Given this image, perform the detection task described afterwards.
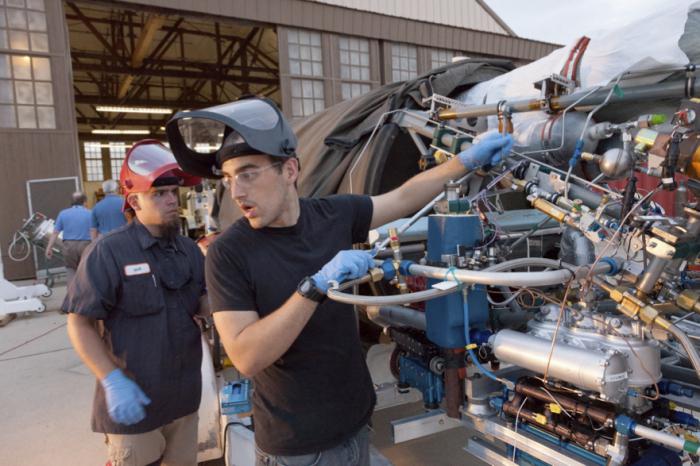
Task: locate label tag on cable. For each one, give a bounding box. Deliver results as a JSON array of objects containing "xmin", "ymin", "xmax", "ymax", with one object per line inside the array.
[{"xmin": 432, "ymin": 281, "xmax": 460, "ymax": 291}]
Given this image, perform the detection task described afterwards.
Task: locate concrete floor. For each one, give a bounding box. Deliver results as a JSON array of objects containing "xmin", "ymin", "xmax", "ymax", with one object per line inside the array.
[
  {"xmin": 0, "ymin": 284, "xmax": 105, "ymax": 466},
  {"xmin": 0, "ymin": 283, "xmax": 485, "ymax": 466}
]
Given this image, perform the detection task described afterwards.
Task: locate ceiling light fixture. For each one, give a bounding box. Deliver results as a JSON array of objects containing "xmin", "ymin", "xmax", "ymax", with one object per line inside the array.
[
  {"xmin": 91, "ymin": 129, "xmax": 150, "ymax": 135},
  {"xmin": 95, "ymin": 106, "xmax": 173, "ymax": 114}
]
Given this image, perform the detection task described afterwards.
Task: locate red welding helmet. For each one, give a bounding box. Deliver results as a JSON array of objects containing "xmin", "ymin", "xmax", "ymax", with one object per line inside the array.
[{"xmin": 120, "ymin": 139, "xmax": 201, "ymax": 210}]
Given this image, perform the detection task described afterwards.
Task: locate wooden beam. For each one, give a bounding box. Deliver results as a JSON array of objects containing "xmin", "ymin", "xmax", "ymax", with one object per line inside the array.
[
  {"xmin": 66, "ymin": 2, "xmax": 124, "ymax": 61},
  {"xmin": 118, "ymin": 14, "xmax": 166, "ymax": 98}
]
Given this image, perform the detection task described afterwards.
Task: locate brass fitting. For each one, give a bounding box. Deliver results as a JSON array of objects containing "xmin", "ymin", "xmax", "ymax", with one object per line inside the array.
[
  {"xmin": 531, "ymin": 198, "xmax": 569, "ymax": 224},
  {"xmin": 368, "ymin": 267, "xmax": 384, "ymax": 283},
  {"xmin": 618, "ymin": 291, "xmax": 646, "ymax": 320},
  {"xmin": 638, "ymin": 305, "xmax": 662, "ymax": 326},
  {"xmin": 677, "ymin": 290, "xmax": 700, "ymax": 314}
]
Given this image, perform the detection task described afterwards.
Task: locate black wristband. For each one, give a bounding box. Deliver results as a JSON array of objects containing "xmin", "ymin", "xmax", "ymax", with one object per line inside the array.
[{"xmin": 297, "ymin": 276, "xmax": 325, "ymax": 303}]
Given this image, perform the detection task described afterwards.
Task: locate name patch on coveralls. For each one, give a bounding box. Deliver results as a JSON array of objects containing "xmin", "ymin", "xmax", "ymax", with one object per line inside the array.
[{"xmin": 124, "ymin": 263, "xmax": 151, "ymax": 276}]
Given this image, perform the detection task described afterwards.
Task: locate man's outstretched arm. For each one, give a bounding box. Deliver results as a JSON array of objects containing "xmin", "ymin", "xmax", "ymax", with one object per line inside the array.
[{"xmin": 370, "ymin": 133, "xmax": 513, "ymax": 229}]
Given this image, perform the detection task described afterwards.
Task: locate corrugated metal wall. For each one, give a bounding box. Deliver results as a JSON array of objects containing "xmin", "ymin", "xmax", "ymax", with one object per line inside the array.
[{"xmin": 305, "ymin": 0, "xmax": 508, "ymax": 34}]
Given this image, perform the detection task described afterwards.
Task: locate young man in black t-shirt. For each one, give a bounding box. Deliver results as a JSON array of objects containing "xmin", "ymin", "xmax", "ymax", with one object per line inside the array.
[{"xmin": 169, "ymin": 97, "xmax": 513, "ymax": 466}]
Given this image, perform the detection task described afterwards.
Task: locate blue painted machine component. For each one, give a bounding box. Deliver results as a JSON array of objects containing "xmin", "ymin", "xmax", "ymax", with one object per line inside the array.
[
  {"xmin": 398, "ymin": 354, "xmax": 444, "ymax": 409},
  {"xmin": 670, "ymin": 410, "xmax": 700, "ymax": 428},
  {"xmin": 425, "ymin": 214, "xmax": 488, "ymax": 348},
  {"xmin": 658, "ymin": 379, "xmax": 695, "ymax": 398},
  {"xmin": 220, "ymin": 379, "xmax": 251, "ymax": 415}
]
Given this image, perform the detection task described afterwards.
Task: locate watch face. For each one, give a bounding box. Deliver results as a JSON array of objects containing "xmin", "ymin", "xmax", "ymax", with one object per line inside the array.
[{"xmin": 300, "ymin": 279, "xmax": 312, "ymax": 294}]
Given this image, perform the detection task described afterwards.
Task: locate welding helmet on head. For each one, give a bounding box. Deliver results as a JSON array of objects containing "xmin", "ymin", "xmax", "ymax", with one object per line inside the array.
[
  {"xmin": 165, "ymin": 97, "xmax": 297, "ymax": 178},
  {"xmin": 119, "ymin": 139, "xmax": 202, "ymax": 210}
]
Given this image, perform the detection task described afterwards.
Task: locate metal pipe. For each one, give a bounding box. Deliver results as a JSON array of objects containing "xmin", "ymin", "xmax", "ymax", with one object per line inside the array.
[
  {"xmin": 374, "ymin": 243, "xmax": 424, "ymax": 259},
  {"xmin": 632, "ymin": 424, "xmax": 687, "ymax": 452},
  {"xmin": 490, "ymin": 330, "xmax": 629, "ymax": 401},
  {"xmin": 327, "ymin": 259, "xmax": 611, "ymax": 306},
  {"xmin": 407, "ymin": 264, "xmax": 571, "ymax": 287},
  {"xmin": 503, "ymin": 395, "xmax": 597, "ymax": 448},
  {"xmin": 500, "ymin": 226, "xmax": 563, "ymax": 242},
  {"xmin": 327, "ymin": 284, "xmax": 460, "ymax": 306},
  {"xmin": 365, "ymin": 305, "xmax": 427, "ymax": 330},
  {"xmin": 439, "ymin": 79, "xmax": 700, "ymax": 120},
  {"xmin": 685, "ymin": 206, "xmax": 700, "ymax": 236},
  {"xmin": 636, "ymin": 256, "xmax": 669, "ymax": 295},
  {"xmin": 560, "ymin": 228, "xmax": 595, "ymax": 266},
  {"xmin": 405, "ymin": 261, "xmax": 610, "ymax": 287},
  {"xmin": 444, "ymin": 367, "xmax": 462, "ymax": 419},
  {"xmin": 514, "ymin": 380, "xmax": 615, "ymax": 426},
  {"xmin": 482, "ymin": 257, "xmax": 563, "ymax": 272},
  {"xmin": 606, "ymin": 433, "xmax": 629, "ymax": 466},
  {"xmin": 373, "ymin": 172, "xmax": 475, "ymax": 253},
  {"xmin": 566, "ymin": 183, "xmax": 622, "ymax": 218},
  {"xmin": 664, "ymin": 322, "xmax": 700, "ymax": 384}
]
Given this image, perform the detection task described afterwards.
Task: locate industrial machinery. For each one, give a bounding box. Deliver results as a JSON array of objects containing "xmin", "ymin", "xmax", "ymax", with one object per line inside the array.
[
  {"xmin": 180, "ymin": 70, "xmax": 700, "ymax": 466},
  {"xmin": 179, "ymin": 181, "xmax": 216, "ymax": 237},
  {"xmin": 320, "ymin": 64, "xmax": 700, "ymax": 465},
  {"xmin": 166, "ymin": 4, "xmax": 700, "ymax": 464}
]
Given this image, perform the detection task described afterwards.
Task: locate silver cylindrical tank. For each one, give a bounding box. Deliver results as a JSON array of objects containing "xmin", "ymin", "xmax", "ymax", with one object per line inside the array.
[
  {"xmin": 513, "ymin": 112, "xmax": 598, "ymax": 167},
  {"xmin": 490, "ymin": 329, "xmax": 629, "ymax": 402}
]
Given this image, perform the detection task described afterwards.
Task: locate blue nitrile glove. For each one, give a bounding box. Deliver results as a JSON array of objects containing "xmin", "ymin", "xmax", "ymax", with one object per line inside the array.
[
  {"xmin": 458, "ymin": 132, "xmax": 514, "ymax": 170},
  {"xmin": 312, "ymin": 250, "xmax": 375, "ymax": 293},
  {"xmin": 100, "ymin": 369, "xmax": 151, "ymax": 425}
]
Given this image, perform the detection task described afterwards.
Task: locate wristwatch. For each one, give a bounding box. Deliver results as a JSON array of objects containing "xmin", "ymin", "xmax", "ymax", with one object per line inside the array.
[{"xmin": 297, "ymin": 276, "xmax": 325, "ymax": 303}]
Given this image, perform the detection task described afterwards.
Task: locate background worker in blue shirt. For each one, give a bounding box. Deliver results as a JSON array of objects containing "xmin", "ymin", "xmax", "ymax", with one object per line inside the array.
[
  {"xmin": 46, "ymin": 191, "xmax": 92, "ymax": 285},
  {"xmin": 90, "ymin": 179, "xmax": 127, "ymax": 239}
]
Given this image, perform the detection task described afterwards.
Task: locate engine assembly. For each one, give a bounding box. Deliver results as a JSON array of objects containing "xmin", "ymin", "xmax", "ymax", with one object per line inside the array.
[{"xmin": 324, "ymin": 55, "xmax": 700, "ymax": 465}]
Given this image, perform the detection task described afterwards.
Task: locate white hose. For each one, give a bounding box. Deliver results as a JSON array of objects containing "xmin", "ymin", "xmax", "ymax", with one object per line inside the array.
[
  {"xmin": 405, "ymin": 264, "xmax": 573, "ymax": 287},
  {"xmin": 326, "ymin": 258, "xmax": 612, "ymax": 306},
  {"xmin": 327, "ymin": 284, "xmax": 459, "ymax": 306},
  {"xmin": 8, "ymin": 232, "xmax": 31, "ymax": 262}
]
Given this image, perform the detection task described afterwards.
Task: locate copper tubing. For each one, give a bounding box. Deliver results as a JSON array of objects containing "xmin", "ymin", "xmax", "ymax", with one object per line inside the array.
[
  {"xmin": 444, "ymin": 367, "xmax": 462, "ymax": 419},
  {"xmin": 514, "ymin": 380, "xmax": 615, "ymax": 427},
  {"xmin": 503, "ymin": 394, "xmax": 596, "ymax": 448}
]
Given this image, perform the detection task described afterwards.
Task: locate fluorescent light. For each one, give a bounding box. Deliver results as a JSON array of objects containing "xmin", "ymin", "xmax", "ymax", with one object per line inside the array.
[
  {"xmin": 95, "ymin": 105, "xmax": 172, "ymax": 114},
  {"xmin": 91, "ymin": 129, "xmax": 150, "ymax": 135}
]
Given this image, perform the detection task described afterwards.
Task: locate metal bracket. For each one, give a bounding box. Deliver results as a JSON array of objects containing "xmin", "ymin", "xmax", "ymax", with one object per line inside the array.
[
  {"xmin": 465, "ymin": 436, "xmax": 518, "ymax": 466},
  {"xmin": 391, "ymin": 409, "xmax": 462, "ymax": 443},
  {"xmin": 461, "ymin": 412, "xmax": 595, "ymax": 466}
]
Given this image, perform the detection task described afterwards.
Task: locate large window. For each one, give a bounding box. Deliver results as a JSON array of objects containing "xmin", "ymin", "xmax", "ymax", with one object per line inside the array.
[
  {"xmin": 290, "ymin": 79, "xmax": 324, "ymax": 117},
  {"xmin": 109, "ymin": 142, "xmax": 126, "ymax": 179},
  {"xmin": 84, "ymin": 142, "xmax": 103, "ymax": 182},
  {"xmin": 0, "ymin": 0, "xmax": 48, "ymax": 53},
  {"xmin": 0, "ymin": 54, "xmax": 54, "ymax": 128},
  {"xmin": 288, "ymin": 29, "xmax": 323, "ymax": 77},
  {"xmin": 287, "ymin": 29, "xmax": 325, "ymax": 117},
  {"xmin": 0, "ymin": 0, "xmax": 54, "ymax": 129},
  {"xmin": 339, "ymin": 36, "xmax": 371, "ymax": 101},
  {"xmin": 390, "ymin": 44, "xmax": 417, "ymax": 82}
]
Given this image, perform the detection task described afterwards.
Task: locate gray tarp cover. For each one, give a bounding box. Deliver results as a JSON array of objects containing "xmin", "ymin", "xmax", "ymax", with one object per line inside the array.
[{"xmin": 293, "ymin": 58, "xmax": 514, "ymax": 198}]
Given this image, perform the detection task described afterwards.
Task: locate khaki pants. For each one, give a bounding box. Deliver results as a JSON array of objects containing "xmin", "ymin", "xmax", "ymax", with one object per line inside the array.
[
  {"xmin": 62, "ymin": 240, "xmax": 90, "ymax": 286},
  {"xmin": 105, "ymin": 412, "xmax": 198, "ymax": 466}
]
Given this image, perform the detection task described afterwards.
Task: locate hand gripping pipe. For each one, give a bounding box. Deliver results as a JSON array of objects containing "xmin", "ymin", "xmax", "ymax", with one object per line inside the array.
[{"xmin": 325, "ymin": 258, "xmax": 614, "ymax": 306}]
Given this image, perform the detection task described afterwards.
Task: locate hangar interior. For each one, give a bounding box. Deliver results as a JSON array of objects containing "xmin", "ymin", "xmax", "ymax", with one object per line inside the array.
[{"xmin": 64, "ymin": 1, "xmax": 280, "ymax": 196}]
